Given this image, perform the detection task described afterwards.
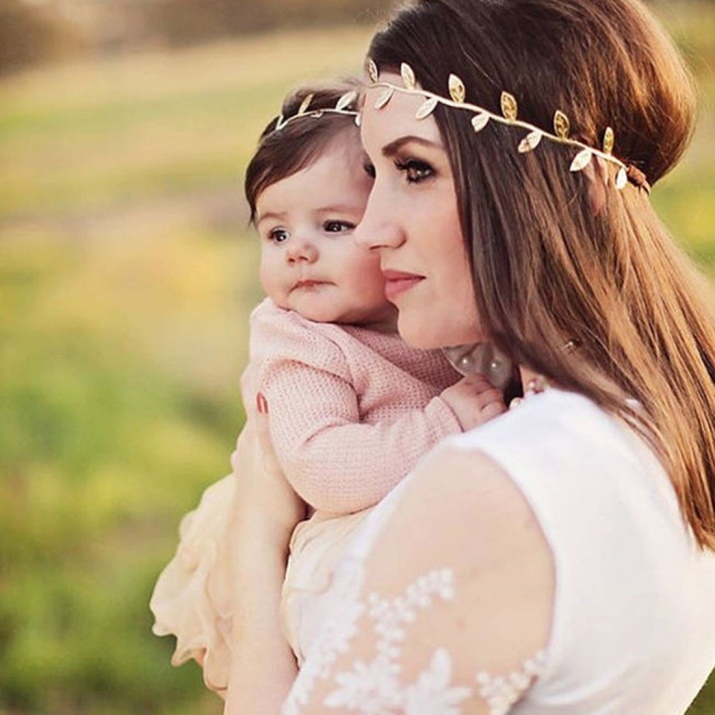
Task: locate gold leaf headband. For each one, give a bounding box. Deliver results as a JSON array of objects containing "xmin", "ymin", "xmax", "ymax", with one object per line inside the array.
[
  {"xmin": 367, "ymin": 59, "xmax": 650, "ymax": 193},
  {"xmin": 274, "ymin": 90, "xmax": 360, "ymax": 131}
]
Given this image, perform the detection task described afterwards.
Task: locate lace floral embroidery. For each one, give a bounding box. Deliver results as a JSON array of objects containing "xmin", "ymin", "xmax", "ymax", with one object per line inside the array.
[
  {"xmin": 323, "ymin": 569, "xmax": 458, "ymax": 713},
  {"xmin": 282, "ymin": 567, "xmax": 546, "ymax": 715},
  {"xmin": 476, "ymin": 652, "xmax": 547, "ymax": 715}
]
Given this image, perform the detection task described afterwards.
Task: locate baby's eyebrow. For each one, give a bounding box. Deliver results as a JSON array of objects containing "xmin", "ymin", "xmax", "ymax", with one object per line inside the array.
[
  {"xmin": 256, "ymin": 210, "xmax": 287, "ymax": 227},
  {"xmin": 315, "ymin": 204, "xmax": 364, "ymax": 216}
]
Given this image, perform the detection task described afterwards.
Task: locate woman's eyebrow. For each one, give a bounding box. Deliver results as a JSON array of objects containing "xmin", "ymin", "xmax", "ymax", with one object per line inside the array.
[{"xmin": 382, "ymin": 135, "xmax": 442, "ymax": 157}]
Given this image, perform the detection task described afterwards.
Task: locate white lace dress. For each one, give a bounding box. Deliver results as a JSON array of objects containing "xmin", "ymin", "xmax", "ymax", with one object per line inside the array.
[{"xmin": 282, "ymin": 390, "xmax": 715, "ymax": 714}]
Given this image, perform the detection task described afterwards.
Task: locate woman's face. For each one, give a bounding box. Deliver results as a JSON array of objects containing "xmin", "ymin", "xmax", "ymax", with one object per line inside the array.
[{"xmin": 355, "ymin": 74, "xmax": 483, "ymax": 350}]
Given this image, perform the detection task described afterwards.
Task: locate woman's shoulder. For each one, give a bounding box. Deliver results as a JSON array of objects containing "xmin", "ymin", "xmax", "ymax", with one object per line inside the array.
[
  {"xmin": 288, "ymin": 435, "xmax": 555, "ymax": 713},
  {"xmin": 440, "ymin": 388, "xmax": 676, "ymax": 550},
  {"xmin": 412, "ymin": 389, "xmax": 706, "ymax": 700},
  {"xmin": 329, "ymin": 389, "xmax": 706, "ymax": 713},
  {"xmin": 448, "ymin": 388, "xmax": 650, "ymax": 477}
]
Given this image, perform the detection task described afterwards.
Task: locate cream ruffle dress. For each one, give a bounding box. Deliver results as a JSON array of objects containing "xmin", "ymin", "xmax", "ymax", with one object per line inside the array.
[
  {"xmin": 150, "ymin": 466, "xmax": 373, "ymax": 692},
  {"xmin": 151, "ymin": 475, "xmax": 235, "ymax": 693},
  {"xmin": 150, "ymin": 425, "xmax": 261, "ymax": 697}
]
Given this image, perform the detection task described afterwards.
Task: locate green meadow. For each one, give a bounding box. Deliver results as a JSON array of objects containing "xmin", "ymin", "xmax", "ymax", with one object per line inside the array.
[{"xmin": 1, "ymin": 8, "xmax": 714, "ymax": 714}]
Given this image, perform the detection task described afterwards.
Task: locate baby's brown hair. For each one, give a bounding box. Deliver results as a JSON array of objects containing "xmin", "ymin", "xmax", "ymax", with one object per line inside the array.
[{"xmin": 244, "ymin": 79, "xmax": 361, "ymax": 222}]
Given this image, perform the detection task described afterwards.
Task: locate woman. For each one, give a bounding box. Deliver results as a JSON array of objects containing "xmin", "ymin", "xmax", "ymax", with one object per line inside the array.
[{"xmin": 269, "ymin": 0, "xmax": 715, "ymax": 712}]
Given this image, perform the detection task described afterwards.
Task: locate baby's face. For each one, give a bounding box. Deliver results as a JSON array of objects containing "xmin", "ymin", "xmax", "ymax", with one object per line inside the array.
[{"xmin": 255, "ymin": 132, "xmax": 396, "ymax": 329}]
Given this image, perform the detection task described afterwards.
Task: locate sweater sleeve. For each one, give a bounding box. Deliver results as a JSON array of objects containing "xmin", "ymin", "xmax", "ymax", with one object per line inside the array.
[{"xmin": 250, "ymin": 304, "xmax": 462, "ymax": 514}]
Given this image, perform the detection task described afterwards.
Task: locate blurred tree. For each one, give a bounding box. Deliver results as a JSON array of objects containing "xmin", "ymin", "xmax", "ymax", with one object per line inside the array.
[
  {"xmin": 0, "ymin": 0, "xmax": 387, "ymax": 71},
  {"xmin": 0, "ymin": 0, "xmax": 85, "ymax": 72},
  {"xmin": 148, "ymin": 0, "xmax": 386, "ymax": 47}
]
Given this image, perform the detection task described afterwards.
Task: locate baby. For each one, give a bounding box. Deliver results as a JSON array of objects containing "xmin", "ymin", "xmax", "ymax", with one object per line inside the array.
[{"xmin": 150, "ymin": 79, "xmax": 506, "ymax": 697}]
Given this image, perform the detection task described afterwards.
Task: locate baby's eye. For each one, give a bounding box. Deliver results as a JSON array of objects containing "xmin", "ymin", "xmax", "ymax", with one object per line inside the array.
[
  {"xmin": 363, "ymin": 162, "xmax": 376, "ymax": 179},
  {"xmin": 395, "ymin": 158, "xmax": 434, "ymax": 184},
  {"xmin": 269, "ymin": 228, "xmax": 289, "ymax": 243},
  {"xmin": 323, "ymin": 220, "xmax": 355, "ymax": 234}
]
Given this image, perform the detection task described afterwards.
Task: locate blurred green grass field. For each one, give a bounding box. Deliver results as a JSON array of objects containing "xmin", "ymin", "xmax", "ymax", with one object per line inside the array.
[{"xmin": 1, "ymin": 8, "xmax": 714, "ymax": 715}]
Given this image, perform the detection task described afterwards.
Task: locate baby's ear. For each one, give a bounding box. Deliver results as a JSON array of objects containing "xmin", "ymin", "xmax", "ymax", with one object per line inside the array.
[{"xmin": 582, "ymin": 154, "xmax": 610, "ymax": 217}]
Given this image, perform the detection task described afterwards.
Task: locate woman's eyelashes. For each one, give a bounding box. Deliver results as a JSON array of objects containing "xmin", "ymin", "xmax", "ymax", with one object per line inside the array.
[{"xmin": 393, "ymin": 158, "xmax": 435, "ymax": 184}]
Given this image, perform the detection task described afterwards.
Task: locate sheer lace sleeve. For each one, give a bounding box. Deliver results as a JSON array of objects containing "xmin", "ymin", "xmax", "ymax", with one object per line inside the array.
[{"xmin": 282, "ymin": 445, "xmax": 554, "ymax": 715}]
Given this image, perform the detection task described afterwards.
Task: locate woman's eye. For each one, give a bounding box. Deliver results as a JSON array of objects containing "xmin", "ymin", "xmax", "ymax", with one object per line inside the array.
[
  {"xmin": 363, "ymin": 162, "xmax": 376, "ymax": 179},
  {"xmin": 395, "ymin": 158, "xmax": 434, "ymax": 183},
  {"xmin": 269, "ymin": 228, "xmax": 289, "ymax": 243},
  {"xmin": 324, "ymin": 220, "xmax": 355, "ymax": 234}
]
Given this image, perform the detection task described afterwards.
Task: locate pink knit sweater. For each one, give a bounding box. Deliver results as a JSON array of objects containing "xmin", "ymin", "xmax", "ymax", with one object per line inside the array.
[
  {"xmin": 244, "ymin": 299, "xmax": 462, "ymax": 516},
  {"xmin": 149, "ymin": 299, "xmax": 464, "ymax": 691}
]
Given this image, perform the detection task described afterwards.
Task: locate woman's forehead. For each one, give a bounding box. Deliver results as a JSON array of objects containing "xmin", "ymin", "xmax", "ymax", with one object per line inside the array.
[{"xmin": 361, "ymin": 74, "xmax": 444, "ymax": 152}]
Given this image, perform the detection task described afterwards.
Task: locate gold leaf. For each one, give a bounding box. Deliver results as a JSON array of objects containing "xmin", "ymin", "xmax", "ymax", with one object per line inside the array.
[
  {"xmin": 336, "ymin": 90, "xmax": 358, "ymax": 111},
  {"xmin": 518, "ymin": 130, "xmax": 543, "ymax": 153},
  {"xmin": 615, "ymin": 166, "xmax": 628, "ymax": 190},
  {"xmin": 603, "ymin": 126, "xmax": 615, "ymax": 155},
  {"xmin": 298, "ymin": 94, "xmax": 314, "ymax": 116},
  {"xmin": 500, "ymin": 91, "xmax": 518, "ymax": 121},
  {"xmin": 374, "ymin": 86, "xmax": 394, "ymax": 110},
  {"xmin": 448, "ymin": 74, "xmax": 466, "ymax": 104},
  {"xmin": 471, "ymin": 113, "xmax": 490, "ymax": 132},
  {"xmin": 569, "ymin": 148, "xmax": 593, "ymax": 172},
  {"xmin": 401, "ymin": 63, "xmax": 416, "ymax": 90},
  {"xmin": 367, "ymin": 58, "xmax": 379, "ymax": 83},
  {"xmin": 415, "ymin": 96, "xmax": 439, "ymax": 120},
  {"xmin": 553, "ymin": 110, "xmax": 570, "ymax": 139}
]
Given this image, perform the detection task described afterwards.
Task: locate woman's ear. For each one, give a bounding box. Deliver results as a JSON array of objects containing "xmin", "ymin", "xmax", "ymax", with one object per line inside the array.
[{"xmin": 582, "ymin": 154, "xmax": 610, "ymax": 216}]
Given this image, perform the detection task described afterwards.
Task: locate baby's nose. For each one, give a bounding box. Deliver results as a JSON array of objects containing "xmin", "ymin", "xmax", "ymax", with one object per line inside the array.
[{"xmin": 286, "ymin": 239, "xmax": 318, "ymax": 264}]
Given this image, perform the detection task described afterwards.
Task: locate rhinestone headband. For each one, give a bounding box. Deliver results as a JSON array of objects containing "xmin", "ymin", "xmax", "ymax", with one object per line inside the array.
[
  {"xmin": 274, "ymin": 90, "xmax": 360, "ymax": 131},
  {"xmin": 367, "ymin": 59, "xmax": 650, "ymax": 193}
]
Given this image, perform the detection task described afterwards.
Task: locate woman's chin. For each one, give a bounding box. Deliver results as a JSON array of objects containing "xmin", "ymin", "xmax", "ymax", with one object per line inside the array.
[{"xmin": 396, "ymin": 313, "xmax": 483, "ymax": 351}]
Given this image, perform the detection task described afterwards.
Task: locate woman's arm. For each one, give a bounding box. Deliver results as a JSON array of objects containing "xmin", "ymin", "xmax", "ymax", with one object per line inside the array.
[
  {"xmin": 282, "ymin": 446, "xmax": 555, "ymax": 714},
  {"xmin": 223, "ymin": 398, "xmax": 307, "ymax": 715}
]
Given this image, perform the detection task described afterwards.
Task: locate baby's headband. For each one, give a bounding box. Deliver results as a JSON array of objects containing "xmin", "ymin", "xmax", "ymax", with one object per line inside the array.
[{"xmin": 273, "ymin": 90, "xmax": 360, "ymax": 131}]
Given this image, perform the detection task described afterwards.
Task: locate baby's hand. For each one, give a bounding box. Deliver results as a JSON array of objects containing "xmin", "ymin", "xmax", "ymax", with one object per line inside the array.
[{"xmin": 441, "ymin": 375, "xmax": 506, "ymax": 430}]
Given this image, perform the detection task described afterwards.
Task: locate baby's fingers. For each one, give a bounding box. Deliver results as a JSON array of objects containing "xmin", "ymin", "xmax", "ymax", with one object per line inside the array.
[{"xmin": 480, "ymin": 397, "xmax": 507, "ymax": 420}]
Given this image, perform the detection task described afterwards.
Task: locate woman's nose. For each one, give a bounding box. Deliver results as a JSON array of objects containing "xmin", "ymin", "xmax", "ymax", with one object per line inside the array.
[
  {"xmin": 354, "ymin": 185, "xmax": 404, "ymax": 250},
  {"xmin": 285, "ymin": 238, "xmax": 318, "ymax": 264}
]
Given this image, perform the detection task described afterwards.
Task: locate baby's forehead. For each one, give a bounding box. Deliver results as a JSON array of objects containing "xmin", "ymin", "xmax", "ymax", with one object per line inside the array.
[
  {"xmin": 255, "ymin": 138, "xmax": 371, "ymax": 214},
  {"xmin": 324, "ymin": 124, "xmax": 366, "ymax": 154}
]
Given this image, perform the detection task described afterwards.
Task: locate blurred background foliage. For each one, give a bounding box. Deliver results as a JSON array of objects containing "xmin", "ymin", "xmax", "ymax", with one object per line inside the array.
[{"xmin": 0, "ymin": 1, "xmax": 713, "ymax": 713}]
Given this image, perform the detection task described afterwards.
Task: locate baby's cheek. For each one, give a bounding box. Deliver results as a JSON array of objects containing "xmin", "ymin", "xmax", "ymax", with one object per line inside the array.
[{"xmin": 258, "ymin": 254, "xmax": 280, "ymax": 296}]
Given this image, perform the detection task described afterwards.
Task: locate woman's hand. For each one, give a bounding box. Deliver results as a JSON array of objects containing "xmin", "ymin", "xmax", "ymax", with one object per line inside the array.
[
  {"xmin": 231, "ymin": 393, "xmax": 307, "ymax": 544},
  {"xmin": 222, "ymin": 393, "xmax": 306, "ymax": 715}
]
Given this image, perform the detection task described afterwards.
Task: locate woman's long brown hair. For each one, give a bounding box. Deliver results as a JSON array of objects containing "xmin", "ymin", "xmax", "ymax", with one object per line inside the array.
[{"xmin": 370, "ymin": 0, "xmax": 715, "ymax": 549}]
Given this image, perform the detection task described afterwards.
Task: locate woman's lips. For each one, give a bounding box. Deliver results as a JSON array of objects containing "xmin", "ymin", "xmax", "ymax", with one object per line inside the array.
[{"xmin": 382, "ymin": 270, "xmax": 424, "ymax": 301}]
